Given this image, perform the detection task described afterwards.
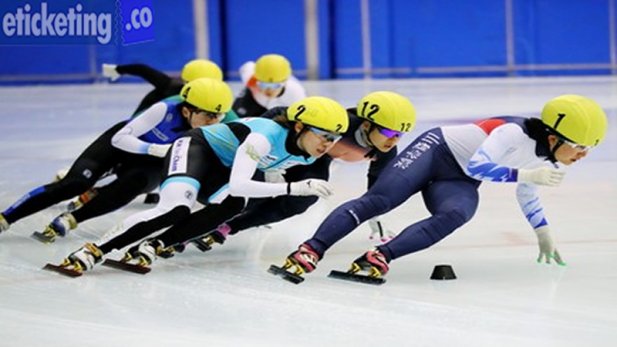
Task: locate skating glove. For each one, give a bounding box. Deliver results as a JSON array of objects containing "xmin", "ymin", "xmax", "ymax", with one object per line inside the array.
[
  {"xmin": 534, "ymin": 226, "xmax": 566, "ymax": 266},
  {"xmin": 102, "ymin": 63, "xmax": 120, "ymax": 81},
  {"xmin": 288, "ymin": 179, "xmax": 333, "ymax": 198},
  {"xmin": 147, "ymin": 143, "xmax": 171, "ymax": 158},
  {"xmin": 518, "ymin": 167, "xmax": 565, "ymax": 187},
  {"xmin": 368, "ymin": 217, "xmax": 396, "ymax": 242}
]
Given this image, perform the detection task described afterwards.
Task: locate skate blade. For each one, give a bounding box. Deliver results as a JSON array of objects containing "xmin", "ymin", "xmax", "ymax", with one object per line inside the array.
[
  {"xmin": 102, "ymin": 259, "xmax": 151, "ymax": 274},
  {"xmin": 31, "ymin": 231, "xmax": 56, "ymax": 244},
  {"xmin": 43, "ymin": 263, "xmax": 82, "ymax": 277},
  {"xmin": 192, "ymin": 239, "xmax": 213, "ymax": 252},
  {"xmin": 328, "ymin": 270, "xmax": 386, "ymax": 285},
  {"xmin": 268, "ymin": 265, "xmax": 304, "ymax": 284}
]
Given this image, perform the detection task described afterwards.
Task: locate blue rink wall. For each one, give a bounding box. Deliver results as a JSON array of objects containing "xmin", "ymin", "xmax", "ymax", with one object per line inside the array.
[{"xmin": 0, "ymin": 0, "xmax": 616, "ymax": 84}]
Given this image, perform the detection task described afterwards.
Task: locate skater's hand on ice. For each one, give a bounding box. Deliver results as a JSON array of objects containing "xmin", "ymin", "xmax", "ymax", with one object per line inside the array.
[
  {"xmin": 535, "ymin": 226, "xmax": 566, "ymax": 266},
  {"xmin": 518, "ymin": 167, "xmax": 565, "ymax": 187},
  {"xmin": 102, "ymin": 63, "xmax": 120, "ymax": 81},
  {"xmin": 288, "ymin": 179, "xmax": 333, "ymax": 198},
  {"xmin": 368, "ymin": 217, "xmax": 396, "ymax": 242}
]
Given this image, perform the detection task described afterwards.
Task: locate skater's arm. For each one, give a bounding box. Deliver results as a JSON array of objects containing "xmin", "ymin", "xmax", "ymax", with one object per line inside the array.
[
  {"xmin": 226, "ymin": 157, "xmax": 332, "ymax": 232},
  {"xmin": 515, "ymin": 183, "xmax": 548, "ymax": 229},
  {"xmin": 517, "ymin": 182, "xmax": 566, "ymax": 265},
  {"xmin": 228, "ymin": 133, "xmax": 288, "ymax": 198},
  {"xmin": 467, "ymin": 124, "xmax": 564, "ymax": 186},
  {"xmin": 111, "ymin": 102, "xmax": 171, "ymax": 157},
  {"xmin": 115, "ymin": 64, "xmax": 172, "ymax": 89}
]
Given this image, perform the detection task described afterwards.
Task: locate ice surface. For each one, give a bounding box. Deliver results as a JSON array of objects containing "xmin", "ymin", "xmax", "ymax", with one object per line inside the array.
[{"xmin": 1, "ymin": 77, "xmax": 616, "ymax": 347}]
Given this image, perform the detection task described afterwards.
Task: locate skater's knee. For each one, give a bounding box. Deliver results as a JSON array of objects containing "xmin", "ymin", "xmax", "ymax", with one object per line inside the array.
[
  {"xmin": 359, "ymin": 194, "xmax": 393, "ymax": 215},
  {"xmin": 443, "ymin": 207, "xmax": 475, "ymax": 228}
]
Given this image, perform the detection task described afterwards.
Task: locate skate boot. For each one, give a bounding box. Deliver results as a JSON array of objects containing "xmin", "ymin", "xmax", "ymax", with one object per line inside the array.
[
  {"xmin": 32, "ymin": 213, "xmax": 77, "ymax": 243},
  {"xmin": 192, "ymin": 224, "xmax": 229, "ymax": 252},
  {"xmin": 66, "ymin": 243, "xmax": 104, "ymax": 272},
  {"xmin": 67, "ymin": 189, "xmax": 98, "ymax": 212},
  {"xmin": 285, "ymin": 243, "xmax": 321, "ymax": 275},
  {"xmin": 136, "ymin": 239, "xmax": 167, "ymax": 266},
  {"xmin": 269, "ymin": 243, "xmax": 321, "ymax": 284},
  {"xmin": 350, "ymin": 249, "xmax": 390, "ymax": 278},
  {"xmin": 120, "ymin": 243, "xmax": 142, "ymax": 263},
  {"xmin": 0, "ymin": 213, "xmax": 9, "ymax": 233}
]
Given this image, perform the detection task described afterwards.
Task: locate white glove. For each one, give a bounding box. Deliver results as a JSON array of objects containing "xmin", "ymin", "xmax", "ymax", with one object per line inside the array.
[
  {"xmin": 102, "ymin": 63, "xmax": 120, "ymax": 81},
  {"xmin": 534, "ymin": 226, "xmax": 566, "ymax": 266},
  {"xmin": 147, "ymin": 143, "xmax": 171, "ymax": 158},
  {"xmin": 368, "ymin": 217, "xmax": 396, "ymax": 242},
  {"xmin": 264, "ymin": 169, "xmax": 286, "ymax": 183},
  {"xmin": 518, "ymin": 167, "xmax": 565, "ymax": 187},
  {"xmin": 288, "ymin": 179, "xmax": 333, "ymax": 198}
]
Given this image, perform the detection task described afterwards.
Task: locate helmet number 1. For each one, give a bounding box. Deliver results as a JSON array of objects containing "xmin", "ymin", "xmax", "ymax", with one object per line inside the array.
[
  {"xmin": 554, "ymin": 113, "xmax": 566, "ymax": 130},
  {"xmin": 361, "ymin": 101, "xmax": 380, "ymax": 121}
]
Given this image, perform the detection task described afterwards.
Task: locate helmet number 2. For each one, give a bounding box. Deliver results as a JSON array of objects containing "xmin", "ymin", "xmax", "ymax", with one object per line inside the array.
[
  {"xmin": 294, "ymin": 105, "xmax": 306, "ymax": 120},
  {"xmin": 361, "ymin": 101, "xmax": 380, "ymax": 120},
  {"xmin": 554, "ymin": 113, "xmax": 566, "ymax": 130}
]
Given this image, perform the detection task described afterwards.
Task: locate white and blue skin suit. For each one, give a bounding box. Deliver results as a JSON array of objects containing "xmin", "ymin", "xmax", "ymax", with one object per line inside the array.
[
  {"xmin": 94, "ymin": 117, "xmax": 319, "ymax": 254},
  {"xmin": 1, "ymin": 96, "xmax": 193, "ymax": 228},
  {"xmin": 303, "ymin": 116, "xmax": 557, "ymax": 262}
]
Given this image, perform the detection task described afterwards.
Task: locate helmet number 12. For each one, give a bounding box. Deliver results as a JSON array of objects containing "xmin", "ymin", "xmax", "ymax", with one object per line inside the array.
[{"xmin": 361, "ymin": 101, "xmax": 380, "ymax": 120}]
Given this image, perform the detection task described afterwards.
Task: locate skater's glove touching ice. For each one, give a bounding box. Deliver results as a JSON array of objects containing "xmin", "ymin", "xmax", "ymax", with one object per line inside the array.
[
  {"xmin": 368, "ymin": 217, "xmax": 396, "ymax": 242},
  {"xmin": 288, "ymin": 179, "xmax": 333, "ymax": 198},
  {"xmin": 534, "ymin": 226, "xmax": 566, "ymax": 266},
  {"xmin": 102, "ymin": 63, "xmax": 120, "ymax": 81},
  {"xmin": 518, "ymin": 167, "xmax": 565, "ymax": 187}
]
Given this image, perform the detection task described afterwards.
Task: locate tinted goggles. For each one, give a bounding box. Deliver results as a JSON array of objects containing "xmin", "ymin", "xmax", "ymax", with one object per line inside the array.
[
  {"xmin": 257, "ymin": 81, "xmax": 285, "ymax": 90},
  {"xmin": 377, "ymin": 126, "xmax": 403, "ymax": 139},
  {"xmin": 308, "ymin": 126, "xmax": 342, "ymax": 143}
]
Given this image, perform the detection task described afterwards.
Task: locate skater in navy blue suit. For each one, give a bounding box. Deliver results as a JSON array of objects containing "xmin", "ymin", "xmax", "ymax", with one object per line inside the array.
[{"xmin": 272, "ymin": 94, "xmax": 608, "ymax": 282}]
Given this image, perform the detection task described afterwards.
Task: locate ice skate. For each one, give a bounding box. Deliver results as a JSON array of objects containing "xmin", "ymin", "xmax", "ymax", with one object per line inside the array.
[
  {"xmin": 268, "ymin": 243, "xmax": 320, "ymax": 284},
  {"xmin": 66, "ymin": 189, "xmax": 98, "ymax": 212},
  {"xmin": 31, "ymin": 213, "xmax": 77, "ymax": 243},
  {"xmin": 136, "ymin": 239, "xmax": 166, "ymax": 266},
  {"xmin": 192, "ymin": 230, "xmax": 226, "ymax": 252},
  {"xmin": 44, "ymin": 243, "xmax": 103, "ymax": 277},
  {"xmin": 328, "ymin": 249, "xmax": 388, "ymax": 285},
  {"xmin": 0, "ymin": 213, "xmax": 9, "ymax": 233},
  {"xmin": 102, "ymin": 239, "xmax": 171, "ymax": 274}
]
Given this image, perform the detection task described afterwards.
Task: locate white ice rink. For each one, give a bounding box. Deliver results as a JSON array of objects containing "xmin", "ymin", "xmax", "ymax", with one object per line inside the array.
[{"xmin": 0, "ymin": 77, "xmax": 616, "ymax": 346}]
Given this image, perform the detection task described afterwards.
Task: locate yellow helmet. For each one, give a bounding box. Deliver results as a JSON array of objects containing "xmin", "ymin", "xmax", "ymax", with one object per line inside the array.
[
  {"xmin": 287, "ymin": 96, "xmax": 349, "ymax": 133},
  {"xmin": 254, "ymin": 54, "xmax": 291, "ymax": 83},
  {"xmin": 541, "ymin": 94, "xmax": 607, "ymax": 147},
  {"xmin": 356, "ymin": 91, "xmax": 416, "ymax": 132},
  {"xmin": 180, "ymin": 78, "xmax": 233, "ymax": 113},
  {"xmin": 181, "ymin": 59, "xmax": 223, "ymax": 82}
]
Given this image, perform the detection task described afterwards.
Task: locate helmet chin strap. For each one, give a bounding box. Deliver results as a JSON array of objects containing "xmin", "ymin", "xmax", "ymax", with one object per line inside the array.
[{"xmin": 549, "ymin": 137, "xmax": 564, "ymax": 161}]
